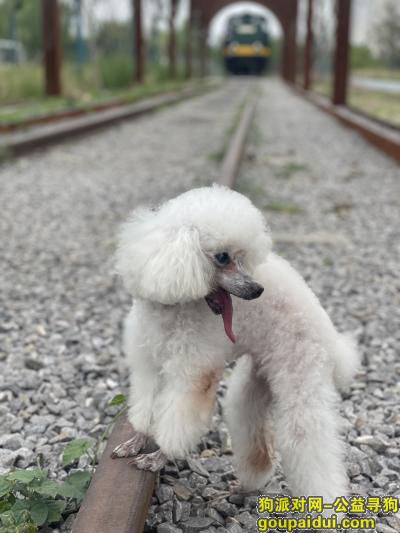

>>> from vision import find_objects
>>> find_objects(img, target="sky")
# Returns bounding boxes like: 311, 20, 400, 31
81, 0, 390, 45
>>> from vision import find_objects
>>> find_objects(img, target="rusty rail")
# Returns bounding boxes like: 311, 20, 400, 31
219, 98, 256, 187
70, 92, 256, 533
71, 415, 156, 533
0, 82, 220, 157
294, 87, 400, 163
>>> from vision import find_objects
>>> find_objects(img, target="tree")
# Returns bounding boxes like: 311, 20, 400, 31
0, 0, 74, 62
95, 20, 132, 56
372, 0, 400, 68
350, 44, 378, 70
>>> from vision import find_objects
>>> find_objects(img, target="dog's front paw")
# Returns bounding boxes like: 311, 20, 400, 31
129, 449, 167, 472
111, 432, 147, 459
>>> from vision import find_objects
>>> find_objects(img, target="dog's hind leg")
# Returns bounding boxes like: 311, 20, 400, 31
269, 343, 349, 502
224, 355, 275, 491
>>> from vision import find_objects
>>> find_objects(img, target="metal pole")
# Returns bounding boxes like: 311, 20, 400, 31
332, 0, 352, 105
168, 0, 178, 78
133, 0, 144, 82
281, 1, 298, 83
199, 27, 207, 78
41, 0, 62, 96
303, 0, 313, 90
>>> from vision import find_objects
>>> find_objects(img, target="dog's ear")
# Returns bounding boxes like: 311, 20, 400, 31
116, 209, 213, 304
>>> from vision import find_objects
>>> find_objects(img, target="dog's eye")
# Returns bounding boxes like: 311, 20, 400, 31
214, 252, 230, 266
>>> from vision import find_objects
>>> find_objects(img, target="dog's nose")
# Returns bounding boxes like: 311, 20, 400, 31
251, 284, 264, 299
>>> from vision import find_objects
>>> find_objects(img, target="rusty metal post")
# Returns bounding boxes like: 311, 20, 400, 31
133, 0, 144, 82
281, 0, 298, 83
199, 28, 207, 78
185, 0, 193, 79
333, 0, 352, 105
41, 0, 62, 96
168, 0, 178, 78
303, 0, 313, 90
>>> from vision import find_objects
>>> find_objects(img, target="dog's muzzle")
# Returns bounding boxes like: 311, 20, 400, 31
205, 267, 264, 344
219, 270, 264, 300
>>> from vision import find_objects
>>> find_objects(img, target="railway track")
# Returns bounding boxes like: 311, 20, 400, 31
2, 77, 398, 532
69, 89, 257, 533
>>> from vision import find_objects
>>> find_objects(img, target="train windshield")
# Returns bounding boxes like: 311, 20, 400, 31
237, 24, 257, 35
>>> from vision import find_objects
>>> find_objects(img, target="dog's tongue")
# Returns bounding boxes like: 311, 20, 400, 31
215, 289, 236, 343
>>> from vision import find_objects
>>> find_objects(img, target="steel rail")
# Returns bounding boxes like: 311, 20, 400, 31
219, 98, 257, 187
70, 94, 256, 533
0, 82, 220, 157
293, 86, 400, 163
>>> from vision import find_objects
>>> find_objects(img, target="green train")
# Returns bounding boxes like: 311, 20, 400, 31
223, 13, 272, 75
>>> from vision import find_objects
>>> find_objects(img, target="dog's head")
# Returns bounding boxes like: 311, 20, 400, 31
116, 185, 271, 341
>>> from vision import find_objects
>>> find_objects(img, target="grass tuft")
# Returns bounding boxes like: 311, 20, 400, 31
263, 201, 305, 215
274, 162, 309, 179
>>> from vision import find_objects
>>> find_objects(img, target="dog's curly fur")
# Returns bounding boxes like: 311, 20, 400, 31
115, 185, 359, 501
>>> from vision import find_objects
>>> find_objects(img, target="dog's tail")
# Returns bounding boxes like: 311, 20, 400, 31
331, 332, 360, 391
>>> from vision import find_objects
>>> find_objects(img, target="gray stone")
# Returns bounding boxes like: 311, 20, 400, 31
0, 449, 18, 470
228, 493, 244, 505
386, 515, 400, 531
243, 495, 258, 509
376, 524, 397, 533
172, 481, 193, 501
206, 507, 225, 526
160, 500, 174, 523
156, 485, 174, 504
225, 519, 244, 533
182, 517, 214, 533
173, 499, 190, 523
236, 512, 256, 530
157, 524, 183, 533
187, 457, 210, 478
189, 472, 208, 489
24, 356, 45, 371
0, 433, 23, 451
353, 435, 391, 453
203, 486, 223, 501
212, 501, 237, 518
15, 447, 35, 467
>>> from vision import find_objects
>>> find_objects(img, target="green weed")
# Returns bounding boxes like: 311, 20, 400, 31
0, 393, 127, 532
274, 162, 309, 179
263, 201, 305, 214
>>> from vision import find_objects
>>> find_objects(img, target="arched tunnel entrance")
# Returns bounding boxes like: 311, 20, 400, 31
189, 0, 298, 81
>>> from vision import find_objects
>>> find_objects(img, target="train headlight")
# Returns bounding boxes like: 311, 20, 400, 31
253, 41, 263, 53
229, 41, 239, 53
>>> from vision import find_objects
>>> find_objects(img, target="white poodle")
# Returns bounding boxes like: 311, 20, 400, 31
112, 185, 359, 503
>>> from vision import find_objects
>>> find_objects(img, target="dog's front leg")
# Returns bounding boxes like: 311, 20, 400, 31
111, 350, 158, 461
156, 367, 223, 457
129, 365, 223, 470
